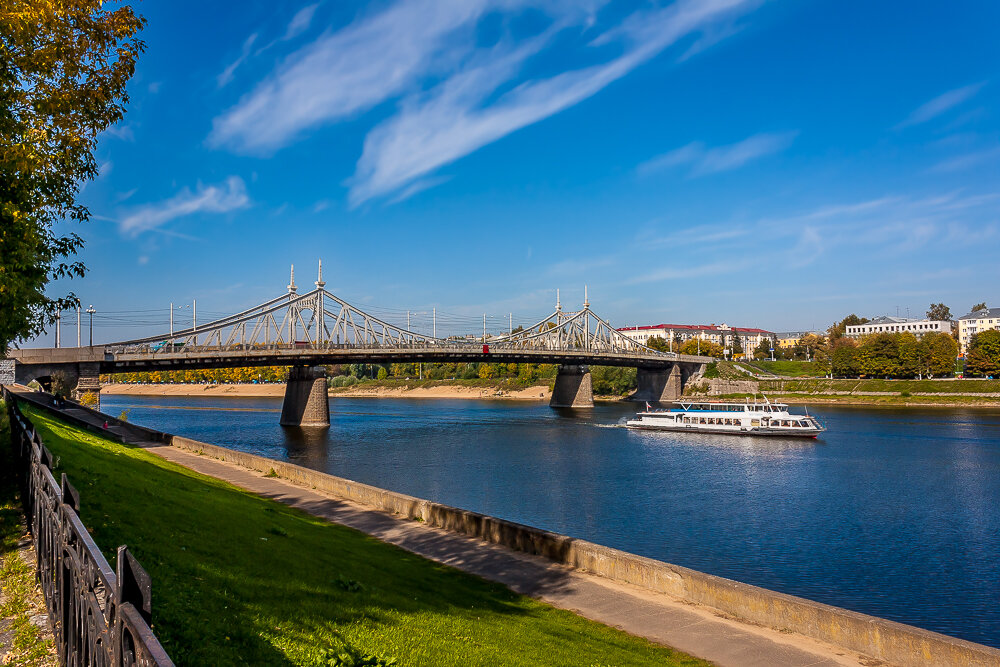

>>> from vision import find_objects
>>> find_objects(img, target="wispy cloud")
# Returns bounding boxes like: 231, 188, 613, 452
284, 4, 319, 40
211, 0, 762, 204
928, 145, 1000, 173
218, 33, 259, 88
895, 82, 987, 129
348, 0, 762, 204
119, 176, 249, 237
637, 131, 798, 177
627, 259, 754, 284
104, 124, 134, 142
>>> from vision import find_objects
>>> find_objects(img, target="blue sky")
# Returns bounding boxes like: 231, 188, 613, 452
37, 0, 1000, 344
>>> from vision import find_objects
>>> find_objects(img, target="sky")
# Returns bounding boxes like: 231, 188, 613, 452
33, 0, 1000, 345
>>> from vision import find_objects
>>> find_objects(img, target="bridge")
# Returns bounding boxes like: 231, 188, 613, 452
6, 264, 711, 425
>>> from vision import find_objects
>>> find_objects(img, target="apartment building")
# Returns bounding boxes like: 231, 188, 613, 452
957, 307, 1000, 354
617, 323, 773, 353
845, 316, 951, 339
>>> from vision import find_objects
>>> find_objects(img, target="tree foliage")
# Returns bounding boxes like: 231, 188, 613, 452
965, 330, 1000, 377
830, 332, 956, 378
926, 303, 952, 321
971, 302, 988, 313
827, 314, 869, 341
678, 339, 724, 358
645, 336, 670, 352
0, 1, 145, 354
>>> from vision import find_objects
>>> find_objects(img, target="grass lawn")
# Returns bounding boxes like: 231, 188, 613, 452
21, 406, 708, 666
742, 361, 829, 377
759, 378, 1000, 394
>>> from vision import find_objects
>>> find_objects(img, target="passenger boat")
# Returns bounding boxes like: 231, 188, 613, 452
625, 398, 825, 437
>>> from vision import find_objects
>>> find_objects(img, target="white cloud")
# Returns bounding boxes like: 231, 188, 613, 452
218, 33, 259, 88
104, 124, 134, 141
896, 82, 987, 129
210, 1, 492, 152
348, 0, 761, 204
119, 176, 249, 236
638, 131, 798, 177
285, 4, 319, 40
210, 0, 760, 203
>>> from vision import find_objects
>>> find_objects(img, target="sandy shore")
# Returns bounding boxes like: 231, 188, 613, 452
101, 383, 552, 401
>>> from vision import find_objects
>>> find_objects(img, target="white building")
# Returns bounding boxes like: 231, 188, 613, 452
617, 323, 773, 355
845, 316, 951, 339
957, 307, 1000, 354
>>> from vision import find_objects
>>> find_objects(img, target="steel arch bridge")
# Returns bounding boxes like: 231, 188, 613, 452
7, 264, 712, 422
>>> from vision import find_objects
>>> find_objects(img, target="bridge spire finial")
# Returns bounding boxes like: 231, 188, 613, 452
315, 259, 325, 289
556, 289, 561, 312
583, 285, 589, 309
288, 264, 297, 294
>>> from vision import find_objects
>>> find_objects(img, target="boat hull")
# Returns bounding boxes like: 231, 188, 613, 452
625, 422, 824, 438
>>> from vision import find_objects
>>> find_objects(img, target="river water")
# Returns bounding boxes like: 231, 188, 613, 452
101, 394, 1000, 648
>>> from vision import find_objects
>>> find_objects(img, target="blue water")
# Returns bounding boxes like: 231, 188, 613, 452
102, 394, 1000, 648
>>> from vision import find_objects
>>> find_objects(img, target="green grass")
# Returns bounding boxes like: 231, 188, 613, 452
742, 361, 829, 377
0, 402, 57, 666
22, 406, 708, 667
759, 378, 1000, 394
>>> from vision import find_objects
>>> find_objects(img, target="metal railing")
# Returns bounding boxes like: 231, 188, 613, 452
3, 387, 174, 666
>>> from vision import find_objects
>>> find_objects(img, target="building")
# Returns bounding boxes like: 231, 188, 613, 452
957, 307, 1000, 354
845, 316, 951, 339
774, 331, 825, 349
617, 323, 773, 356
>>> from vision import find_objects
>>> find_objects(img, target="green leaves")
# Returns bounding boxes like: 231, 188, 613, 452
0, 1, 145, 354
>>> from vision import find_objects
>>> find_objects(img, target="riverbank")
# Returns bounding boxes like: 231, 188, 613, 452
101, 381, 554, 401
19, 401, 709, 666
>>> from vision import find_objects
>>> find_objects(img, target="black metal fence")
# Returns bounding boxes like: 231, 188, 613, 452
3, 387, 173, 666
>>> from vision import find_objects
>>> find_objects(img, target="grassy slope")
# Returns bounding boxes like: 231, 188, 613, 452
760, 378, 1000, 394
741, 361, 828, 377
23, 406, 707, 667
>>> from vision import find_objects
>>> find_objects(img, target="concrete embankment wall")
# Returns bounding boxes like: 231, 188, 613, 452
166, 435, 1000, 667
11, 389, 1000, 667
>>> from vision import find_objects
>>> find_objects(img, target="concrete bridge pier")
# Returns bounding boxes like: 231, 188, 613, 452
73, 363, 102, 409
633, 365, 682, 404
550, 364, 594, 408
280, 365, 330, 427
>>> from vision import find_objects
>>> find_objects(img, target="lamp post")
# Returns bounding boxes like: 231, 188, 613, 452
86, 305, 96, 347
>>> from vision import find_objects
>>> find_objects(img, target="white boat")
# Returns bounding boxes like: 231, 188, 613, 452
625, 398, 826, 438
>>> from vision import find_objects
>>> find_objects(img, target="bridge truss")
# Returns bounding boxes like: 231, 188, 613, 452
108, 264, 673, 360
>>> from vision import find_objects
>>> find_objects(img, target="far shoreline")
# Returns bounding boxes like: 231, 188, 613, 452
100, 382, 555, 401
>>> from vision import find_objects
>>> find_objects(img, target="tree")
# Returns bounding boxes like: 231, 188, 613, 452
971, 302, 987, 313
0, 3, 145, 354
679, 339, 724, 358
646, 336, 670, 352
828, 314, 869, 341
926, 303, 952, 321
923, 332, 958, 377
754, 337, 772, 360
965, 330, 1000, 377
858, 333, 901, 377
830, 338, 860, 377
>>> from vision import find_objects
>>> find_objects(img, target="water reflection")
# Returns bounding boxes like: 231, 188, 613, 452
281, 426, 329, 470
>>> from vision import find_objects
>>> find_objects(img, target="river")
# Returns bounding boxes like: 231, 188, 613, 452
101, 394, 1000, 648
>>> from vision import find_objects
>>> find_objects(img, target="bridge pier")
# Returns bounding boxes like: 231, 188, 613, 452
550, 364, 593, 408
632, 365, 682, 404
73, 363, 102, 409
280, 366, 330, 427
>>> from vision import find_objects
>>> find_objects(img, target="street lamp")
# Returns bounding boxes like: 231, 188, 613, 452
86, 305, 96, 347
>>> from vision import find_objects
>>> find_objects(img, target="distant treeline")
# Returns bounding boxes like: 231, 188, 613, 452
829, 332, 957, 378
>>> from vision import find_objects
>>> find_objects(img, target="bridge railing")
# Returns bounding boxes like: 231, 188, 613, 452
2, 386, 174, 666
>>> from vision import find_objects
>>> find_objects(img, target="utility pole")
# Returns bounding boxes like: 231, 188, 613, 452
433, 307, 436, 339
77, 305, 81, 347
193, 299, 198, 345
483, 313, 487, 342
315, 259, 325, 346
55, 311, 61, 348
509, 313, 512, 336
407, 310, 410, 331
86, 305, 96, 347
